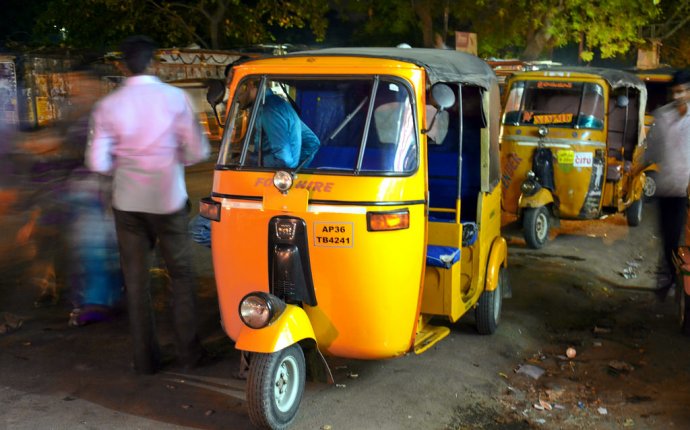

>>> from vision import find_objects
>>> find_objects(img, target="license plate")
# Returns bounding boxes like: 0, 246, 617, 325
313, 222, 354, 248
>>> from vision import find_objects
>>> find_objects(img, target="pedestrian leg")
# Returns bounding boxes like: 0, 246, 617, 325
113, 209, 159, 374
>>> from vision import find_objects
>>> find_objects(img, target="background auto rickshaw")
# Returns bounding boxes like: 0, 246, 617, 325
500, 67, 654, 248
200, 48, 508, 429
633, 67, 675, 199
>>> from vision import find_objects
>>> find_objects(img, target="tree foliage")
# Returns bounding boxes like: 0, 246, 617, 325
337, 0, 661, 62
30, 0, 329, 50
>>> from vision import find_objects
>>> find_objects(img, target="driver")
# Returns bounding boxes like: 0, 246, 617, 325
237, 79, 320, 168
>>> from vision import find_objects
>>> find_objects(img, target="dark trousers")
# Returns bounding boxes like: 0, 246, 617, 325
113, 206, 201, 374
658, 196, 689, 282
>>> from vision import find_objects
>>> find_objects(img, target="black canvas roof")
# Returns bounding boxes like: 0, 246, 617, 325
284, 47, 497, 90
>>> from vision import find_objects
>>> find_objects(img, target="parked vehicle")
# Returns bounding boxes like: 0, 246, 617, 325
634, 67, 675, 199
200, 47, 508, 429
500, 67, 655, 248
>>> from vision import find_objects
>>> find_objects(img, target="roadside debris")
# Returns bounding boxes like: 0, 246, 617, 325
620, 257, 642, 279
566, 347, 577, 359
593, 326, 612, 335
0, 313, 23, 335
515, 364, 545, 380
608, 360, 635, 374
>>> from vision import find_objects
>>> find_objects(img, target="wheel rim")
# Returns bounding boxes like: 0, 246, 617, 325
535, 211, 548, 241
274, 354, 300, 413
644, 176, 656, 197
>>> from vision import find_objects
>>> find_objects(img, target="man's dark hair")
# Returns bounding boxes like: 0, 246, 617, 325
672, 69, 690, 87
120, 35, 157, 75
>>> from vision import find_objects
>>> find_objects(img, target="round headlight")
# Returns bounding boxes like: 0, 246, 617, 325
521, 181, 536, 194
273, 171, 293, 193
238, 292, 286, 329
538, 125, 549, 137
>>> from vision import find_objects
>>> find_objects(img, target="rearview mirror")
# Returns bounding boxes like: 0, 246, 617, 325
616, 95, 629, 108
206, 79, 227, 128
431, 84, 456, 111
206, 79, 226, 107
423, 84, 455, 134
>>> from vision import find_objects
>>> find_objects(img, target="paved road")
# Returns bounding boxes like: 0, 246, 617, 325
1, 166, 689, 429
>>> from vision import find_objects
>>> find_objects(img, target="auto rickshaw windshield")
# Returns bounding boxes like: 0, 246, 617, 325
503, 81, 605, 130
218, 76, 418, 174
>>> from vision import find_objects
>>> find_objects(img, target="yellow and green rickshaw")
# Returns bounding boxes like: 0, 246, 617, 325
500, 67, 654, 248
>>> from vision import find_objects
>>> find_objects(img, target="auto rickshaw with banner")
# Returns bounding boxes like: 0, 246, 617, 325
200, 47, 507, 429
500, 67, 654, 249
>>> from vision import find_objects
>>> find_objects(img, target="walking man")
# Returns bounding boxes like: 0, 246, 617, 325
647, 69, 690, 300
86, 35, 210, 374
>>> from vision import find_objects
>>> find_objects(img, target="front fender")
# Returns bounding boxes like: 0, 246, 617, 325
518, 188, 554, 209
485, 236, 508, 292
235, 304, 316, 353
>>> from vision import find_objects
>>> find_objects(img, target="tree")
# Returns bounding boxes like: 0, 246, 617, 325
336, 0, 661, 62
461, 0, 661, 61
30, 0, 329, 50
642, 0, 690, 67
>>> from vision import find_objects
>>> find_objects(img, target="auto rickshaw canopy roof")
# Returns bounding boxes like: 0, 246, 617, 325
283, 47, 497, 90
516, 66, 647, 93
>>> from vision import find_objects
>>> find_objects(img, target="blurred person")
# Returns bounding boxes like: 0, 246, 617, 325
86, 35, 210, 374
237, 78, 320, 168
61, 68, 123, 326
646, 69, 690, 300
18, 105, 82, 308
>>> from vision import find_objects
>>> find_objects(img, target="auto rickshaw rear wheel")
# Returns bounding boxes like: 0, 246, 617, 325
246, 344, 306, 430
626, 199, 643, 227
476, 267, 505, 334
523, 206, 550, 249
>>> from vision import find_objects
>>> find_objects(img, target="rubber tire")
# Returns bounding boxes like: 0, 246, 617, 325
523, 206, 550, 249
626, 199, 643, 227
476, 267, 504, 334
247, 344, 306, 430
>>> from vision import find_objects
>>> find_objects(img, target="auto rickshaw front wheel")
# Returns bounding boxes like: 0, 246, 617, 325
522, 206, 550, 249
476, 267, 505, 334
626, 199, 643, 227
247, 344, 306, 430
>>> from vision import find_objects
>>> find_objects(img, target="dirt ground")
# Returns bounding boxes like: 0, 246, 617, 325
1, 167, 689, 429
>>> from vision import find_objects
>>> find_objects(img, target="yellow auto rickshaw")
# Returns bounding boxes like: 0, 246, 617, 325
500, 67, 654, 248
200, 47, 508, 429
634, 67, 675, 198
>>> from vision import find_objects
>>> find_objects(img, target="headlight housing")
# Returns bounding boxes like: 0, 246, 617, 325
273, 170, 294, 193
520, 171, 541, 196
238, 292, 286, 329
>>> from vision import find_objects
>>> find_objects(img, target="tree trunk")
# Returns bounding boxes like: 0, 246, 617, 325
207, 0, 228, 49
414, 1, 434, 48
521, 19, 554, 60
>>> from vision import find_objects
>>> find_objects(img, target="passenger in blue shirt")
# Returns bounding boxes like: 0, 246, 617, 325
238, 80, 320, 168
